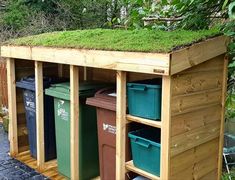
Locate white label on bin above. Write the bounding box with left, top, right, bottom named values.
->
left=103, top=123, right=116, bottom=134
left=57, top=100, right=69, bottom=121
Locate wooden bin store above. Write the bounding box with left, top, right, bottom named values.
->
left=0, top=35, right=228, bottom=180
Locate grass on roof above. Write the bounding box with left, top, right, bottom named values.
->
left=5, top=28, right=221, bottom=53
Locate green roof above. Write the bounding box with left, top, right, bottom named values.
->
left=5, top=28, right=221, bottom=53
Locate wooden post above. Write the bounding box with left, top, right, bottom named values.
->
left=7, top=58, right=18, bottom=156
left=58, top=64, right=63, bottom=77
left=160, top=76, right=171, bottom=179
left=84, top=67, right=87, bottom=81
left=70, top=65, right=79, bottom=180
left=35, top=61, right=45, bottom=170
left=0, top=62, right=3, bottom=109
left=218, top=57, right=228, bottom=180
left=116, top=71, right=126, bottom=180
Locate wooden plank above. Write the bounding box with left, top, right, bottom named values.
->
left=126, top=114, right=161, bottom=128
left=175, top=55, right=224, bottom=75
left=171, top=88, right=222, bottom=115
left=70, top=65, right=79, bottom=180
left=170, top=36, right=228, bottom=74
left=193, top=153, right=218, bottom=179
left=171, top=121, right=220, bottom=157
left=35, top=61, right=45, bottom=170
left=171, top=138, right=219, bottom=175
left=160, top=76, right=171, bottom=179
left=200, top=169, right=218, bottom=180
left=172, top=69, right=223, bottom=96
left=171, top=104, right=221, bottom=137
left=1, top=46, right=170, bottom=75
left=116, top=71, right=126, bottom=180
left=126, top=161, right=160, bottom=180
left=7, top=58, right=18, bottom=156
left=218, top=57, right=228, bottom=180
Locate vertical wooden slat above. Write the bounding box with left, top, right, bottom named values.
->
left=7, top=58, right=18, bottom=156
left=84, top=67, right=87, bottom=81
left=70, top=65, right=79, bottom=180
left=160, top=76, right=171, bottom=179
left=35, top=61, right=45, bottom=170
left=218, top=57, right=228, bottom=180
left=116, top=71, right=127, bottom=180
left=0, top=62, right=3, bottom=108
left=58, top=64, right=63, bottom=77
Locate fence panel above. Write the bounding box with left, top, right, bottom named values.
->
left=0, top=58, right=8, bottom=108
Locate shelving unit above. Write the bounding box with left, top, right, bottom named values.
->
left=1, top=35, right=228, bottom=180
left=126, top=114, right=162, bottom=128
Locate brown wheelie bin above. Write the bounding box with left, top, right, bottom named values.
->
left=86, top=88, right=136, bottom=180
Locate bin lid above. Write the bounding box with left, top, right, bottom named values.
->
left=45, top=81, right=111, bottom=101
left=86, top=88, right=116, bottom=112
left=16, top=76, right=67, bottom=91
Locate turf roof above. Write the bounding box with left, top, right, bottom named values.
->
left=5, top=28, right=221, bottom=53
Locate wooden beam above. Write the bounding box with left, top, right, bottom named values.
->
left=1, top=46, right=170, bottom=75
left=218, top=56, right=228, bottom=180
left=7, top=58, right=18, bottom=156
left=70, top=65, right=79, bottom=180
left=35, top=61, right=45, bottom=170
left=116, top=71, right=126, bottom=180
left=160, top=76, right=171, bottom=179
left=170, top=36, right=228, bottom=75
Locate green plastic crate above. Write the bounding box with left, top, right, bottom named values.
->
left=128, top=128, right=161, bottom=176
left=127, top=79, right=162, bottom=120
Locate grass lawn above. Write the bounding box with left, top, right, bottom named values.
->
left=5, top=27, right=221, bottom=53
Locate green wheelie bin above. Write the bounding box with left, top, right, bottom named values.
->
left=45, top=81, right=107, bottom=180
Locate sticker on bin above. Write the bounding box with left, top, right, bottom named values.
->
left=108, top=93, right=116, bottom=97
left=103, top=123, right=116, bottom=134
left=57, top=100, right=69, bottom=121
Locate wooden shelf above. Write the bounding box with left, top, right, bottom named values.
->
left=126, top=160, right=160, bottom=180
left=126, top=114, right=161, bottom=128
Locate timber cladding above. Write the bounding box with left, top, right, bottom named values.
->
left=170, top=56, right=224, bottom=179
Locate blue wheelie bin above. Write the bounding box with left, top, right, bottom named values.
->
left=16, top=76, right=67, bottom=161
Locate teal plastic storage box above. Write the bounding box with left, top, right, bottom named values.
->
left=127, top=79, right=162, bottom=120
left=128, top=128, right=161, bottom=176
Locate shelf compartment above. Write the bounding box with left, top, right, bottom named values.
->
left=126, top=114, right=161, bottom=128
left=126, top=160, right=160, bottom=180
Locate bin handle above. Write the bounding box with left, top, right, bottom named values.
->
left=51, top=84, right=70, bottom=91
left=134, top=138, right=151, bottom=148
left=129, top=86, right=146, bottom=91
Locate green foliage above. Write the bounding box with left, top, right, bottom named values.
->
left=3, top=1, right=29, bottom=30
left=115, top=0, right=225, bottom=30
left=0, top=0, right=111, bottom=42
left=223, top=1, right=235, bottom=120
left=5, top=27, right=220, bottom=53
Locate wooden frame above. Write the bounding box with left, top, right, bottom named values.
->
left=218, top=57, right=229, bottom=179
left=35, top=61, right=45, bottom=170
left=7, top=58, right=18, bottom=156
left=70, top=65, right=79, bottom=180
left=1, top=35, right=228, bottom=180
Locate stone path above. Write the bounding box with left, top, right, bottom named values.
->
left=0, top=124, right=49, bottom=180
